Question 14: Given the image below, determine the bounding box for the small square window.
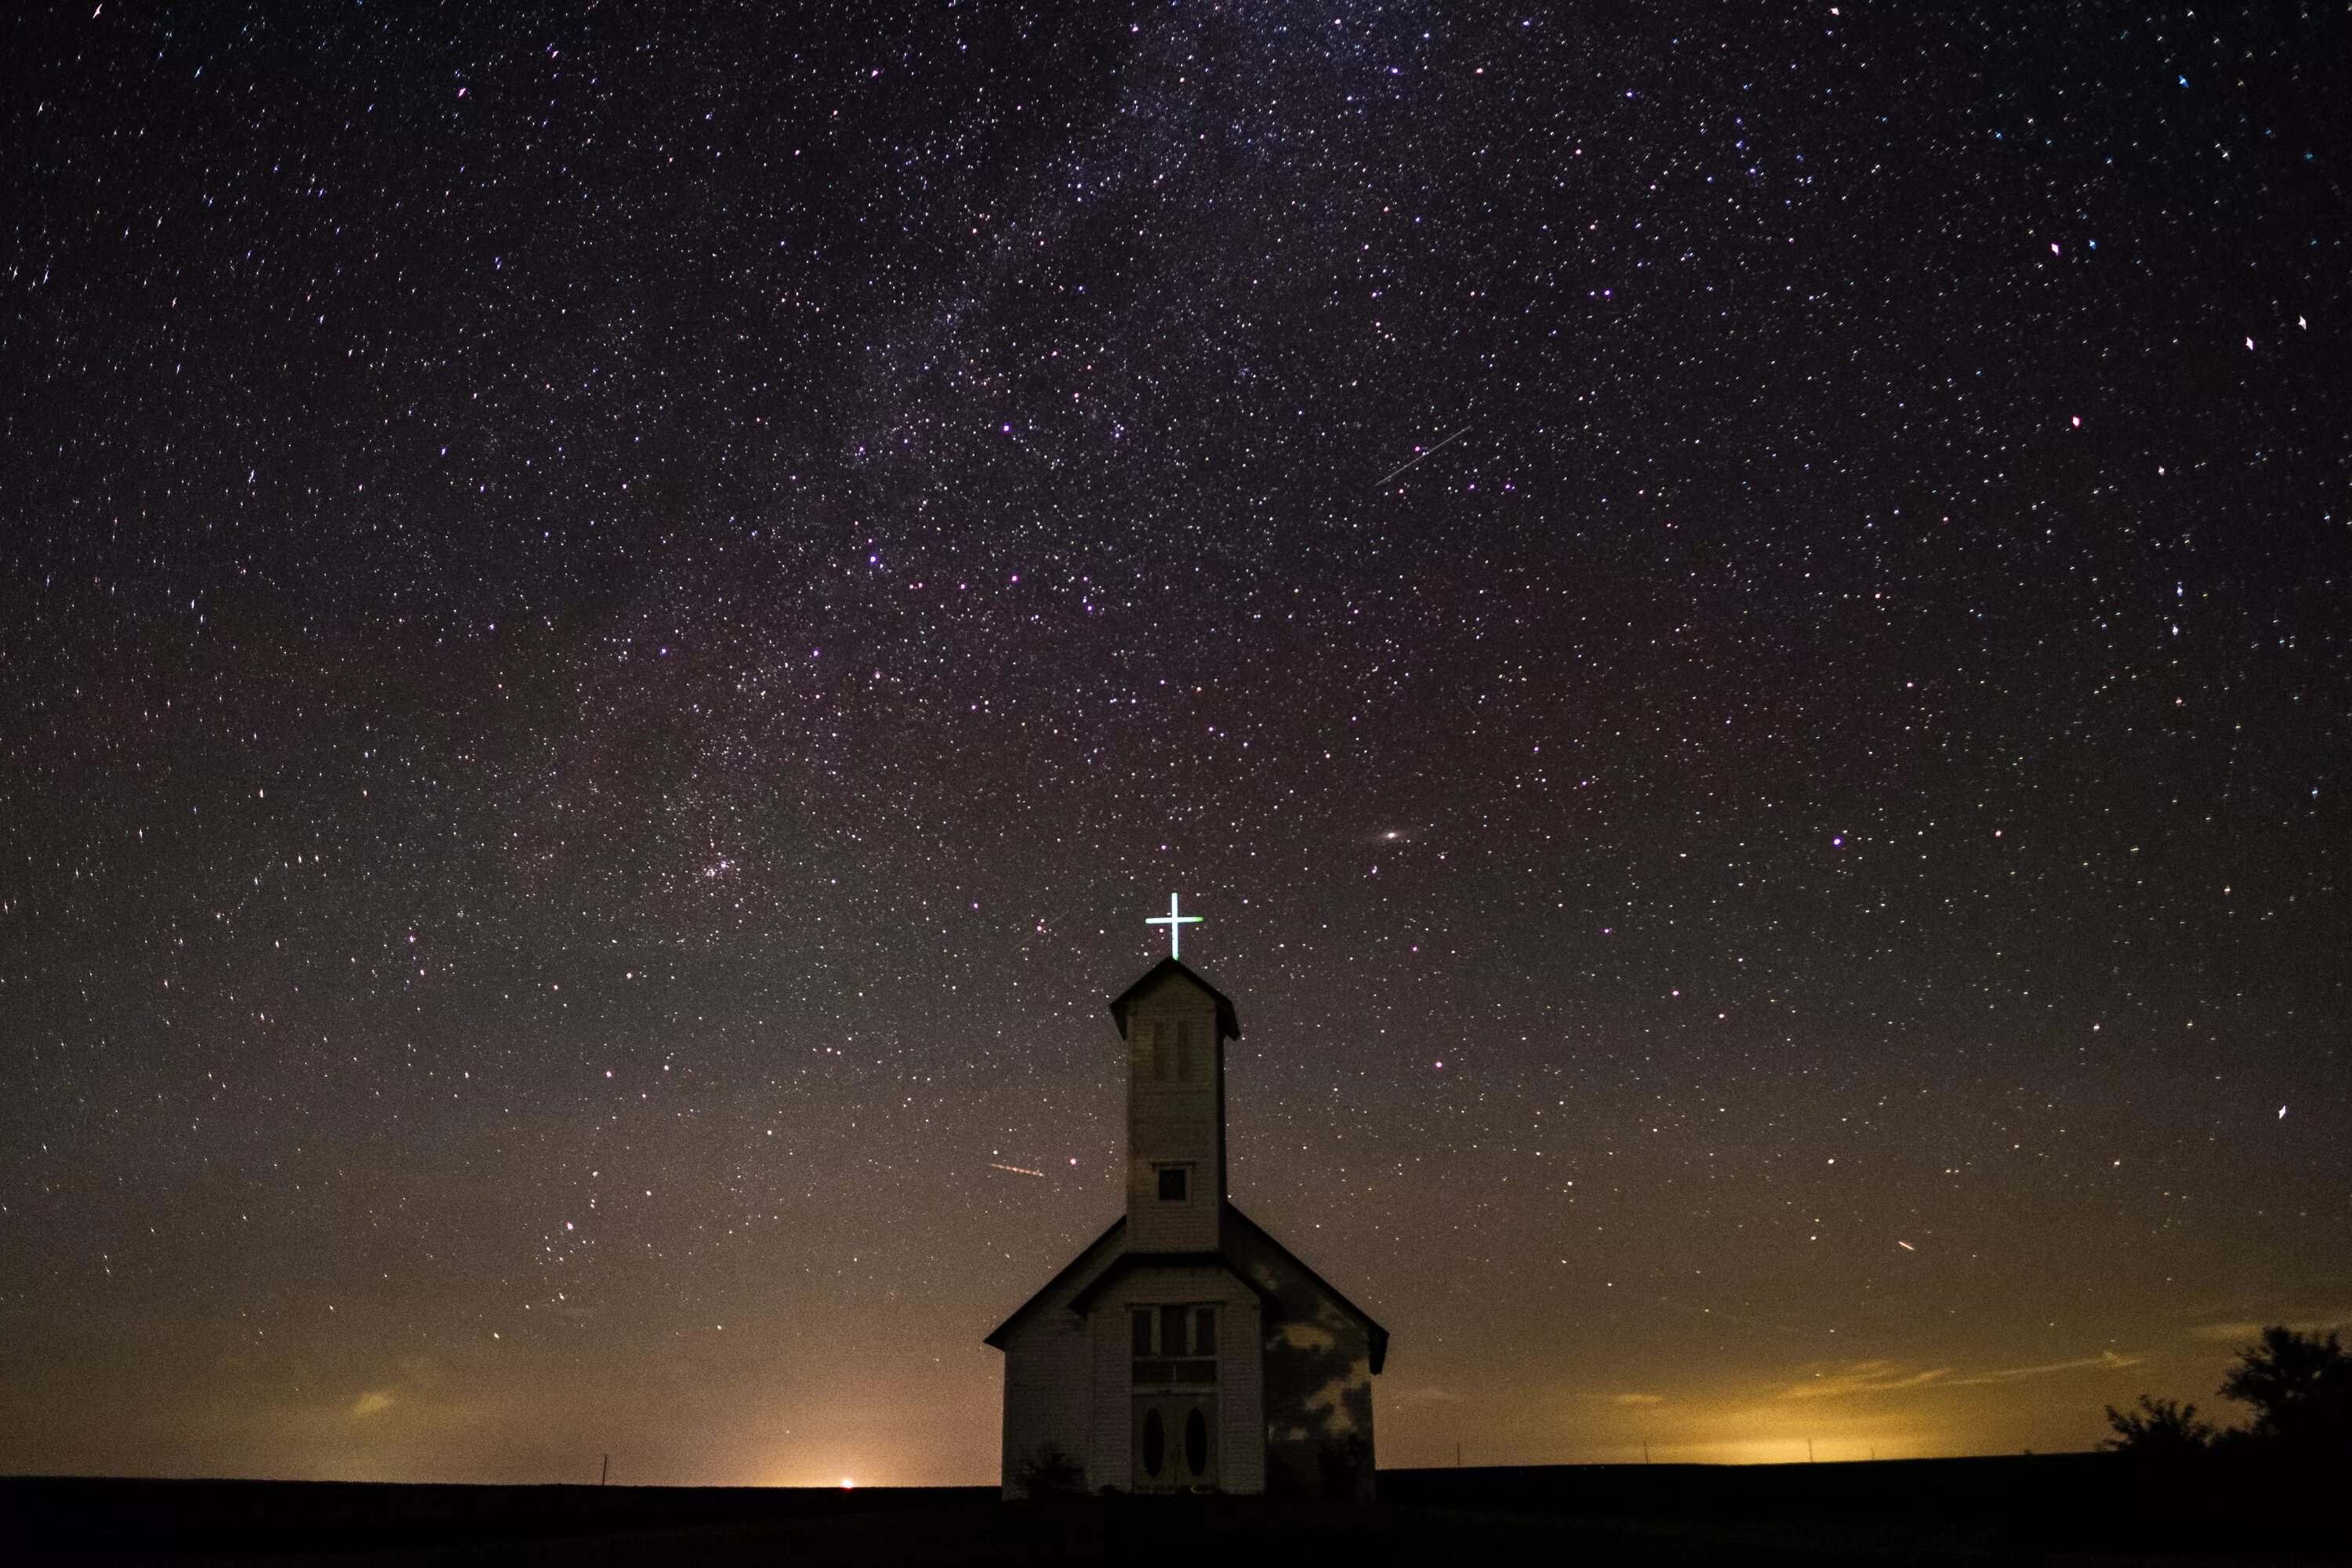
[1157,1166,1188,1202]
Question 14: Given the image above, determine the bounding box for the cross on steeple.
[1146,892,1201,960]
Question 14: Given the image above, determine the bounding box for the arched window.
[1141,1409,1165,1476]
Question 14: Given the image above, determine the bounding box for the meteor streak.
[1374,425,1470,487]
[989,1162,1047,1178]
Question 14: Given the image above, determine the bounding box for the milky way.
[3,2,2346,1484]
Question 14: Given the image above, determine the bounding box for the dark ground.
[6,1457,2343,1566]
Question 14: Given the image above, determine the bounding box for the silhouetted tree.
[1316,1432,1375,1501]
[2219,1327,2352,1451]
[2101,1394,2215,1455]
[1013,1443,1087,1500]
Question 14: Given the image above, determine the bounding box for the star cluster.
[2,2,2346,1483]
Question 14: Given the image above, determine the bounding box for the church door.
[1130,1302,1219,1492]
[1132,1393,1217,1492]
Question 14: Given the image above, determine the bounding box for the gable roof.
[1108,956,1240,1042]
[981,1203,1388,1376]
[1223,1202,1390,1376]
[1065,1249,1282,1316]
[981,1215,1126,1349]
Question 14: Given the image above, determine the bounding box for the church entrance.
[1131,1393,1217,1492]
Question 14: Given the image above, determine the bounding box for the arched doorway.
[1132,1394,1217,1492]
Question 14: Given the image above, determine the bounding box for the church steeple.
[1109,954,1239,1252]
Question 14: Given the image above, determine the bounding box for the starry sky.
[5,1,2347,1486]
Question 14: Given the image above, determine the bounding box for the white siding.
[1123,975,1225,1252]
[1221,1292,1266,1494]
[1087,1291,1129,1488]
[1089,1261,1265,1494]
[995,1236,1122,1498]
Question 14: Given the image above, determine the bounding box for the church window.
[1175,1018,1192,1080]
[1132,1303,1218,1385]
[1149,1022,1171,1081]
[1140,1408,1166,1476]
[1156,1165,1188,1202]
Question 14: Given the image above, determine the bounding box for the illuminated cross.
[1146,892,1201,960]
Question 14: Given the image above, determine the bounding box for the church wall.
[995,1234,1126,1500]
[1090,1262,1265,1494]
[1227,1227,1380,1501]
[1221,1291,1265,1494]
[999,1305,1094,1499]
[1086,1290,1128,1490]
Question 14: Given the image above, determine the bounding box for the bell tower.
[1109,901,1239,1254]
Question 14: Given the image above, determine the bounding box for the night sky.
[5,2,2347,1486]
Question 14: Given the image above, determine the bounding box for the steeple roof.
[1108,956,1240,1042]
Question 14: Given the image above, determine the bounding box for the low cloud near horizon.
[2188,1318,2346,1343]
[1780,1351,2140,1401]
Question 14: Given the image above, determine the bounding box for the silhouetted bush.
[2100,1394,2214,1455]
[1012,1443,1087,1501]
[1317,1433,1374,1501]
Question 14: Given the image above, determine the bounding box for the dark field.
[8,1455,2341,1565]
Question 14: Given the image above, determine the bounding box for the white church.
[985,902,1389,1498]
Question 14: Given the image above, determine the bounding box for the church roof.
[1107,956,1241,1042]
[1065,1248,1283,1316]
[981,1203,1388,1375]
[980,1215,1127,1349]
[1222,1203,1390,1376]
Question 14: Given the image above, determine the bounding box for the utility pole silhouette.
[1806,1438,1816,1464]
[600,1454,609,1486]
